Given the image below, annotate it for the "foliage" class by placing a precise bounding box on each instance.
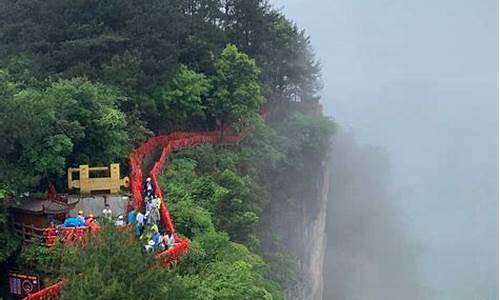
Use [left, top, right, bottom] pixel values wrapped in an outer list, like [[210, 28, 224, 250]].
[[183, 260, 273, 300], [0, 184, 20, 265], [0, 0, 320, 112], [16, 241, 65, 280], [265, 16, 322, 101], [155, 65, 212, 129], [169, 199, 214, 239], [274, 112, 336, 167], [0, 0, 323, 191], [44, 78, 130, 165], [40, 218, 281, 299], [56, 224, 176, 300], [171, 230, 280, 300], [162, 151, 259, 247], [0, 75, 130, 192], [208, 44, 264, 130]]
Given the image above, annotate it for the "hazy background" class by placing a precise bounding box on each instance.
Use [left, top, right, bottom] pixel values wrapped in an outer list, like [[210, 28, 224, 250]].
[[270, 0, 498, 299]]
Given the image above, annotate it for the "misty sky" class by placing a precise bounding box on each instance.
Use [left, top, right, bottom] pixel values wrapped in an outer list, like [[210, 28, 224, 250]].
[[270, 0, 498, 299]]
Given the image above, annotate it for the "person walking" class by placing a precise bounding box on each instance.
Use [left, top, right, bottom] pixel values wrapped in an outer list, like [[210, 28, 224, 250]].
[[144, 198, 154, 224], [148, 205, 160, 226], [144, 177, 154, 198], [135, 210, 145, 237], [153, 195, 161, 210], [128, 208, 137, 225]]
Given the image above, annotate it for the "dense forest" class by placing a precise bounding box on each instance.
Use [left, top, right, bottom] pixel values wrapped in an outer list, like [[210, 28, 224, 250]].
[[0, 0, 334, 298]]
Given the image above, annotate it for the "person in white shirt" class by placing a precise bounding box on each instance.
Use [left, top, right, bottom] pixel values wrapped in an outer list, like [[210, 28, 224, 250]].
[[165, 233, 176, 249], [102, 204, 112, 221], [136, 210, 145, 226], [115, 215, 125, 226]]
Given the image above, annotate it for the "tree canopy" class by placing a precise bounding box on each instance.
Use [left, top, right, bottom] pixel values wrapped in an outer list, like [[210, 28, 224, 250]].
[[155, 65, 212, 130], [0, 0, 323, 194], [0, 75, 129, 192], [209, 44, 264, 130]]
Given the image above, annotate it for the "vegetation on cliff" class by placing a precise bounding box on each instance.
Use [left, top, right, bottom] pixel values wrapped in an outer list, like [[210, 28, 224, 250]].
[[0, 0, 335, 298]]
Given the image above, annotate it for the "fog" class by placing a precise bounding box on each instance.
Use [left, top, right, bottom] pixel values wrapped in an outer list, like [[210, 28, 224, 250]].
[[270, 0, 498, 299], [325, 129, 428, 299]]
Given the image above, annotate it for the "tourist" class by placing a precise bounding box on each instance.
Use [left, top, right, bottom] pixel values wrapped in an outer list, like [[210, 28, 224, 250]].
[[85, 214, 95, 226], [86, 214, 100, 234], [77, 210, 85, 223], [165, 233, 176, 249], [135, 210, 145, 237], [144, 198, 154, 223], [152, 230, 163, 251], [144, 196, 152, 210], [147, 201, 160, 226], [115, 215, 125, 226], [144, 177, 154, 197], [153, 195, 161, 209], [128, 208, 137, 225], [102, 204, 112, 221], [141, 223, 158, 241]]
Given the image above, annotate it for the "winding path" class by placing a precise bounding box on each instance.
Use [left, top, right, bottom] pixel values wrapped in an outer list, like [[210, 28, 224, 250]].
[[129, 129, 248, 265]]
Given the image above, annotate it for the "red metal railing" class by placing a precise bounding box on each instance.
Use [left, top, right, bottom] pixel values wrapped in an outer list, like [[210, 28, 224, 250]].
[[14, 223, 90, 247], [23, 279, 67, 300]]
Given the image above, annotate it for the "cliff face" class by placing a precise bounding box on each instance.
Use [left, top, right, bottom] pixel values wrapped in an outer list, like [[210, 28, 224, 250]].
[[257, 105, 334, 299], [259, 153, 330, 299], [283, 160, 330, 300]]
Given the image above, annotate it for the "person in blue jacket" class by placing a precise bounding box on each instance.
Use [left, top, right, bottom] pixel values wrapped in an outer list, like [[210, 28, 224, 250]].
[[152, 231, 162, 247], [128, 208, 137, 225]]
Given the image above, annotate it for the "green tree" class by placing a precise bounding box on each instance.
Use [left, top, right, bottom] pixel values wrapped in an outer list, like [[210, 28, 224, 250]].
[[211, 169, 258, 245], [43, 78, 130, 165], [1, 0, 323, 125], [0, 76, 130, 192], [162, 152, 259, 246], [0, 185, 20, 265], [264, 16, 321, 102], [173, 230, 280, 300], [208, 44, 264, 130], [186, 260, 273, 300], [155, 65, 212, 130], [59, 224, 176, 300], [0, 73, 71, 190]]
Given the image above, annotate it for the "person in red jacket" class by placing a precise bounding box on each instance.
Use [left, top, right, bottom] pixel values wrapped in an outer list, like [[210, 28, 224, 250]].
[[85, 214, 100, 235]]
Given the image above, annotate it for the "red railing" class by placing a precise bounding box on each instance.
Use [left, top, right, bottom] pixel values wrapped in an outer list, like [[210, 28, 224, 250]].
[[23, 279, 67, 300], [23, 109, 269, 300], [56, 227, 91, 246], [14, 223, 90, 247]]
